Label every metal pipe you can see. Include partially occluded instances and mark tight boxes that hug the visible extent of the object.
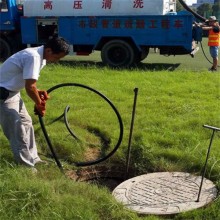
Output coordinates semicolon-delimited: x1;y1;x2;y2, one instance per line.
196;125;220;202
125;88;139;179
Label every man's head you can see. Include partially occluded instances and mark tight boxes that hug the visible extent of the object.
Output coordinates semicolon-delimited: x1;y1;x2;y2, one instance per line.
44;37;70;62
209;16;217;22
208;16;217;25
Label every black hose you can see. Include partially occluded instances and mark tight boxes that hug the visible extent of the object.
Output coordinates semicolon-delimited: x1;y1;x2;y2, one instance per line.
39;83;124;168
39;116;64;172
64;105;80;141
199;42;212;65
200;42;220;67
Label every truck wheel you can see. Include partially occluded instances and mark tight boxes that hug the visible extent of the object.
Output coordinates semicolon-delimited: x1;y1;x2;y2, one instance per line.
140;47;149;61
0;38;11;61
101;40;135;68
135;47;149;63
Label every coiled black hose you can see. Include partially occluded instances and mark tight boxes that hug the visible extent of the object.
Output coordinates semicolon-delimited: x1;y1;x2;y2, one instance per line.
39;83;123;170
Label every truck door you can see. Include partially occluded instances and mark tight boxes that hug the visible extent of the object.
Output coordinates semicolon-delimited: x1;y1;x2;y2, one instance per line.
0;0;10;30
0;0;14;60
0;0;24;60
0;0;19;31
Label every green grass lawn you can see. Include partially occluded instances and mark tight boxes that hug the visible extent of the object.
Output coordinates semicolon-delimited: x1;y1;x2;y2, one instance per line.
0;40;220;220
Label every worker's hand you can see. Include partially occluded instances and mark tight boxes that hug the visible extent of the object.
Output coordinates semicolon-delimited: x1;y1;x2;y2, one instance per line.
38;90;50;101
194;22;201;27
34;101;46;117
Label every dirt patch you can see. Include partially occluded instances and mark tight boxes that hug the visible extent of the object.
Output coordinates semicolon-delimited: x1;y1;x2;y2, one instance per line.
84;147;100;161
66;165;127;191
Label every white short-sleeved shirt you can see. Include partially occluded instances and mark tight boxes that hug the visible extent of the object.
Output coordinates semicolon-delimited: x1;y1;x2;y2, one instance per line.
0;46;46;92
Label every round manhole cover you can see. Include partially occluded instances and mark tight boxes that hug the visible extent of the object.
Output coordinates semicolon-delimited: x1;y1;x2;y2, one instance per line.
112;172;218;215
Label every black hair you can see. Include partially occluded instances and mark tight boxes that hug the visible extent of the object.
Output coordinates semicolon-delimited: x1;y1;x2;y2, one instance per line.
45;37;70;55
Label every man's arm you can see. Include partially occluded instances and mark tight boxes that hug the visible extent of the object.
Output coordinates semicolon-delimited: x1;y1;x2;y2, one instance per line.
25;79;47;116
202;26;212;31
25;79;42;105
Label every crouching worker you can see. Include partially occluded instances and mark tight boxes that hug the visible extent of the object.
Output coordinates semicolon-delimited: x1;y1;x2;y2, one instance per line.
0;37;70;168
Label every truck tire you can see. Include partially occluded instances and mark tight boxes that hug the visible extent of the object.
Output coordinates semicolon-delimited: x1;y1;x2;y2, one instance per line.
135;47;149;64
101;40;135;68
139;47;149;61
0;38;11;61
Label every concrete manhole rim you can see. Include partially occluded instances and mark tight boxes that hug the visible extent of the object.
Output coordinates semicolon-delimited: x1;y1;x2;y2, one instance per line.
112;172;218;215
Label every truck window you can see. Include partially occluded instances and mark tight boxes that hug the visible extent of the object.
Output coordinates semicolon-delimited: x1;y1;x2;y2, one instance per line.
37;19;58;43
0;0;8;12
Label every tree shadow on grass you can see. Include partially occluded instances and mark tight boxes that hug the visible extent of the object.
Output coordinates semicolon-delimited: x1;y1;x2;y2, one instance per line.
59;60;181;72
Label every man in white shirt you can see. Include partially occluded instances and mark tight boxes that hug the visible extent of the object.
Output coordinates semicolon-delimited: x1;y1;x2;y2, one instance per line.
0;37;70;168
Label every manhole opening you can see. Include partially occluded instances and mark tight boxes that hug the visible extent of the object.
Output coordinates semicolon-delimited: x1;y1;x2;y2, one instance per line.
66;164;135;191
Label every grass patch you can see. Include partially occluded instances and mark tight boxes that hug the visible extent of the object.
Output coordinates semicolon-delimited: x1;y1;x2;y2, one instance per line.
0;41;220;219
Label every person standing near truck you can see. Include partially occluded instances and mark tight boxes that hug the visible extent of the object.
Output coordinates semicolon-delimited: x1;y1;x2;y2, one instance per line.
0;36;70;169
199;16;220;71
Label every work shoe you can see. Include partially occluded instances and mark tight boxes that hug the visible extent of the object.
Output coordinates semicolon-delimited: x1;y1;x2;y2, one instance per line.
209;67;217;72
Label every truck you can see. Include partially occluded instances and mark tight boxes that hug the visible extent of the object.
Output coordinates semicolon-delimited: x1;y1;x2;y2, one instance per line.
0;0;202;67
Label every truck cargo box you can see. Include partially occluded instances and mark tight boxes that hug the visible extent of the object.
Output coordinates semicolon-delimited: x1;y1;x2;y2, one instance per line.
21;13;193;51
23;0;176;17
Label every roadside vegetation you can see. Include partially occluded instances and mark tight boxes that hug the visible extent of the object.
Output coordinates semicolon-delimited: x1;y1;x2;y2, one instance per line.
0;41;219;219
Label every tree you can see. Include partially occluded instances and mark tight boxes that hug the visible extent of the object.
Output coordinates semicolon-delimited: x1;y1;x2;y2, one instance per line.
212;0;220;20
176;1;184;11
197;3;213;17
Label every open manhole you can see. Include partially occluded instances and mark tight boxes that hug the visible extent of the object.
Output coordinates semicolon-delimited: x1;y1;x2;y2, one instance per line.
66;165;127;191
112;172;218;215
